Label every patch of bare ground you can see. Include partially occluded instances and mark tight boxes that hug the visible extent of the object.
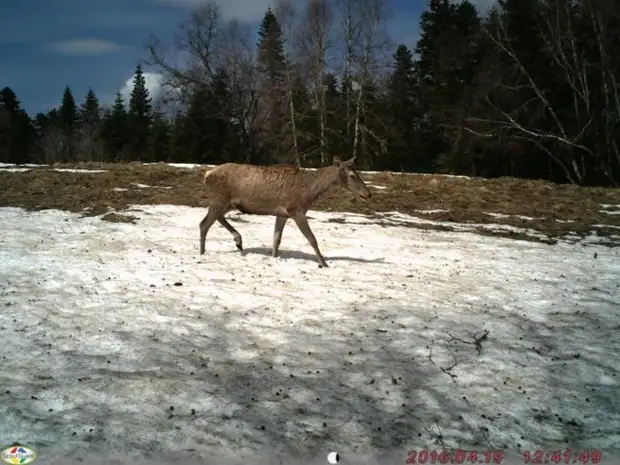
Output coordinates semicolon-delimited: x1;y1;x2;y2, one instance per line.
101;212;138;223
0;162;619;245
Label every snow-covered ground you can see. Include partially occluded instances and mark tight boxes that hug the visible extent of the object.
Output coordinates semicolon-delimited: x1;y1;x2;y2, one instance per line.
1;204;619;463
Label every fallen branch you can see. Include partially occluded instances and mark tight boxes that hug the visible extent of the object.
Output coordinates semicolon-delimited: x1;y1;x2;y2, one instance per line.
428;341;458;383
446;329;489;356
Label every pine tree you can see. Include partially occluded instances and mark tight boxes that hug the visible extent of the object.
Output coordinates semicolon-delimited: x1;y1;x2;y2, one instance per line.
101;92;127;160
80;87;100;126
323;74;346;157
77;88;103;161
387;45;424;171
168;114;187;162
0;87;35;163
179;85;223;164
416;0;454;90
127;64;153;160
58;85;78;137
256;8;288;162
257;8;286;86
415;0;484;174
147;112;171;162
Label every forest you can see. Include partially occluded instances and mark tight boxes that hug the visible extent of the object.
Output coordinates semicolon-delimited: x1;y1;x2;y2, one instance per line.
1;0;619;187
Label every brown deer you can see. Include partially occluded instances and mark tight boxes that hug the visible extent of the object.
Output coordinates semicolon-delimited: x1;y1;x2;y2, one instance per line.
199;156;371;268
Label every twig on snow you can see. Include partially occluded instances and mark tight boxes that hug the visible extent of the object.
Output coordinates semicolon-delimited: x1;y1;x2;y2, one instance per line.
427;342;458;383
446;330;489;355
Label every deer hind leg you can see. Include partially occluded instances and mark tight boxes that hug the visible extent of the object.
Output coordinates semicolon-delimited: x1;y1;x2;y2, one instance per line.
199;206;225;255
272;216;288;258
292;214;328;268
218;217;243;251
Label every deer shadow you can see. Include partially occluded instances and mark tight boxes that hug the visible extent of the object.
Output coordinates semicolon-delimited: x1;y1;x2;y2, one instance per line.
240;246;385;264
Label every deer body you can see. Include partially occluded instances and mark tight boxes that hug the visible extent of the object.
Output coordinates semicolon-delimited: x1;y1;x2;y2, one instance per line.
199;157;370;268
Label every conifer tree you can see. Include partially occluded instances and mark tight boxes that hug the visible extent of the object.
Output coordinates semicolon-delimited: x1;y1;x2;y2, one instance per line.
77;87;103;161
0;87;35;163
147;112;171;162
102;92;127;159
387;45;423;171
58;86;78;137
127;64;153;160
80;87;100;126
256;8;288;162
257;8;286;86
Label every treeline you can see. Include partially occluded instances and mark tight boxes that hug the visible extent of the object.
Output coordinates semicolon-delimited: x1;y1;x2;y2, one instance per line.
1;0;619;186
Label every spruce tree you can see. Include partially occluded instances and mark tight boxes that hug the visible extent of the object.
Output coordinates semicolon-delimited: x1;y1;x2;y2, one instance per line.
147;112;171;162
77;88;103;161
0;87;35;163
257;8;288;162
168;114;187;162
102;92;127;160
127;64;153;160
58;85;78;137
387;45;423;171
415;0;484;174
181;85;218;164
257;8;286;86
80;87;100;126
415;0;455;104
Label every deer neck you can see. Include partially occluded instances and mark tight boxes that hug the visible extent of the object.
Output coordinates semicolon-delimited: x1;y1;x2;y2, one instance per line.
305;165;340;203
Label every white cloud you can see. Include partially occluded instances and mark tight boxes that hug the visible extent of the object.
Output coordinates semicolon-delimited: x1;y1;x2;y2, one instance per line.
47;39;122;56
149;0;275;21
119;72;166;103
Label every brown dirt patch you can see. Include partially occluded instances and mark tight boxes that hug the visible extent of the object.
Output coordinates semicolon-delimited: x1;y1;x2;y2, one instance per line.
1;162;619;245
101;212;138;223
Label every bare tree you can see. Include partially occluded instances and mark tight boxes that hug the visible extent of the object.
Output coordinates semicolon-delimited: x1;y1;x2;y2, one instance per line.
466;0;619;185
217;20;261;163
145;2;260;162
146;3;221;105
336;0;361;145
336;0;391;166
38;126;65;165
75;125;105;162
275;0;303;166
297;0;334;165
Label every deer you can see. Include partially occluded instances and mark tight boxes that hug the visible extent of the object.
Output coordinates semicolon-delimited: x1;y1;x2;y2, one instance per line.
199;156;371;268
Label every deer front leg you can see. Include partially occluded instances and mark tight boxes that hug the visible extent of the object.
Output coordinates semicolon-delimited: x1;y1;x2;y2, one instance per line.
273;216;288;258
292;214;328;268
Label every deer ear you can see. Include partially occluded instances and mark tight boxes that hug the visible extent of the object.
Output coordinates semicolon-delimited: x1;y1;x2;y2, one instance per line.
333;156;342;165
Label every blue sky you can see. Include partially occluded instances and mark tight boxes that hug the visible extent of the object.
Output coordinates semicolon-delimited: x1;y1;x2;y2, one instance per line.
0;0;491;116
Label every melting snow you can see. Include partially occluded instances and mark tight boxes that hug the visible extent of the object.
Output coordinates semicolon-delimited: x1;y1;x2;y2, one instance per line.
0;167;32;172
0;163;42;168
484;212;545;221
0;205;619;463
52;168;108;173
0;164;105;173
415;209;449;214
166;163;204;169
600;204;620;215
130;183;173;190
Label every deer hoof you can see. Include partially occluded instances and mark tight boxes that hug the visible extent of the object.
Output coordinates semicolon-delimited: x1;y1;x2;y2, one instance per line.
236;243;243;251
